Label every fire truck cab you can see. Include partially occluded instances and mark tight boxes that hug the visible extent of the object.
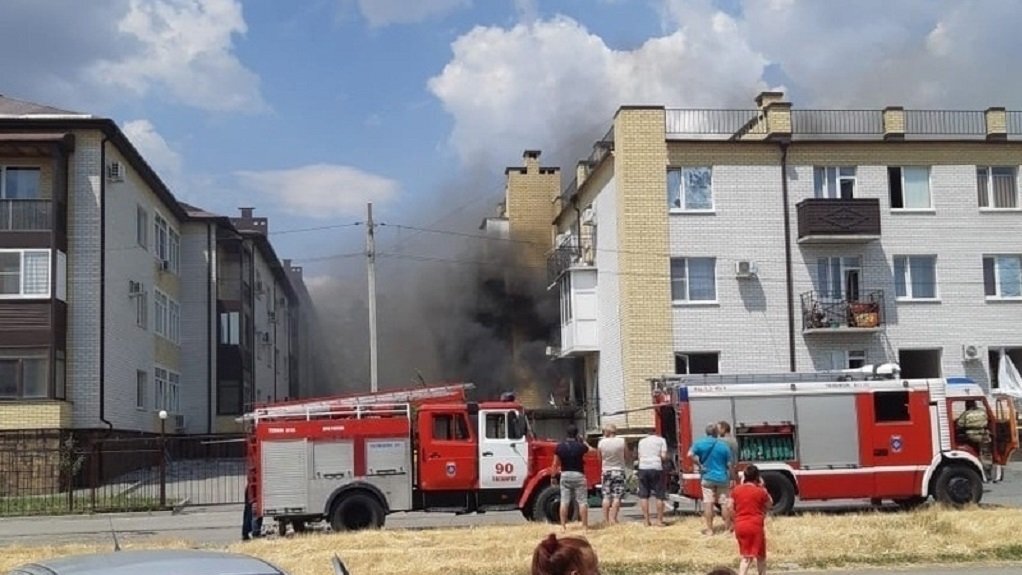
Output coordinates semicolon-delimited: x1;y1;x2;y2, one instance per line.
650;365;1019;514
245;384;601;533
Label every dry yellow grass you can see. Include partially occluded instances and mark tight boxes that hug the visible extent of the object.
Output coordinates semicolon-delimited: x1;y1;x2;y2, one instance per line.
2;507;1021;575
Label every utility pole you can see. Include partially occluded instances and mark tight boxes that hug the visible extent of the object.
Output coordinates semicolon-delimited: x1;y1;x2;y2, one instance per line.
366;202;378;393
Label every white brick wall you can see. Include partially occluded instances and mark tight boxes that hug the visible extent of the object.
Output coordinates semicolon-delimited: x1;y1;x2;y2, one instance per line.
594;174;626;425
180;221;216;433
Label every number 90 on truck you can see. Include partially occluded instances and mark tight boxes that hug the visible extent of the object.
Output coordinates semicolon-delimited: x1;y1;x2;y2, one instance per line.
243;384;602;534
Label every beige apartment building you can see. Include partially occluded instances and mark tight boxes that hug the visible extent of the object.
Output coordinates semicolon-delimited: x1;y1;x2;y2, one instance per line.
502;92;1022;433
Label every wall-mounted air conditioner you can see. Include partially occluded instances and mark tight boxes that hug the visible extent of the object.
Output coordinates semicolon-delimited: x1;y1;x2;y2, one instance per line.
581;206;596;224
735;260;758;278
962;344;982;362
128;280;143;296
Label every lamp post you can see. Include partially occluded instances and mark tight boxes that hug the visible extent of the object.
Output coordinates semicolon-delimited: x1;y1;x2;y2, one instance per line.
158;410;168;507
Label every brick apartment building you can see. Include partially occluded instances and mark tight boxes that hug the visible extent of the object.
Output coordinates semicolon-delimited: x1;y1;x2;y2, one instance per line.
0;95;322;439
510;91;1022;433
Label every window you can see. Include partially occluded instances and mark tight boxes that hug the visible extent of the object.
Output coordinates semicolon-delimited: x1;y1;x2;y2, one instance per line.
135;289;148;329
154;290;168;336
830;350;867;370
154;367;167;410
1;167;41;199
136;206;148;248
984;255;1022;299
168;372;180;413
0;350;49;398
154;214;168;262
136;370;147;409
894;255;937;300
217;379;242;415
432;413;471;441
168;229;180;273
0;249;50;298
54;350;65;400
168;300;180;343
670;257;716;302
219;311;240;345
816;256;861;300
560;274;572;323
813;166;856;199
977;166;1018;209
484;413;508;439
888;167;931;210
873;391;910;422
675;352;719;374
668;167;713;211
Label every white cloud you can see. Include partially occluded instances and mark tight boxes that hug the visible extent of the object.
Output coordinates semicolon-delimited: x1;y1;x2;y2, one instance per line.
88;0;266;113
356;0;470;27
235;164;400;219
122;119;183;187
427;13;769;166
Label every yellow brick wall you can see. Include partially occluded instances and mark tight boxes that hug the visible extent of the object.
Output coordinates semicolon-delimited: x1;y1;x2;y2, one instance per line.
0;401;71;430
786;141;1022;165
613;108;674;428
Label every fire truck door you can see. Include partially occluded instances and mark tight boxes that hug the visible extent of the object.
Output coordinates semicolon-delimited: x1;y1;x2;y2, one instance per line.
863;390;930;497
478;409;528;489
416;409;477;491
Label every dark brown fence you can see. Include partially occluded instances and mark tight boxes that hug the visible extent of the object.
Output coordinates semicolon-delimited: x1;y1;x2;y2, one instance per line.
0;430;246;517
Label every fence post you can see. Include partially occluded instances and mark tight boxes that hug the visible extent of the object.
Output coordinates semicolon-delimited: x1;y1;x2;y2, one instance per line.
90;442;98;510
159;429;167;508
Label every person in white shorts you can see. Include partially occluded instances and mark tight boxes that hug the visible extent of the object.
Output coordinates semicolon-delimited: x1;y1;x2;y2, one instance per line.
597;424;629;525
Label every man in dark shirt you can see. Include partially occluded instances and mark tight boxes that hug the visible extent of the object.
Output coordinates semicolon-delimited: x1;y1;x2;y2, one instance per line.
552;424;591;531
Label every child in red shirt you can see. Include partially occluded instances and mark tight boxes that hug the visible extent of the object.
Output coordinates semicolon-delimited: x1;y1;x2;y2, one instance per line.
727;464;773;575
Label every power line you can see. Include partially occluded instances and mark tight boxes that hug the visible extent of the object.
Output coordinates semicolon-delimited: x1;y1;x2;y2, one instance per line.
269;222;363;235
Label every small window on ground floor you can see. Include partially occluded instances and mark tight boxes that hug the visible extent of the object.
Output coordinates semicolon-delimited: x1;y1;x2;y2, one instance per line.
675;352;719;375
898;348;942;379
0;350;49;398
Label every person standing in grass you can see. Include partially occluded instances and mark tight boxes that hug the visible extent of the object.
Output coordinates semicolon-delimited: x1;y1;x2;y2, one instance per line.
717;420;740;531
689;423;733;535
636;430;669;527
597;423;629;526
727;464;772;575
551;424;591;531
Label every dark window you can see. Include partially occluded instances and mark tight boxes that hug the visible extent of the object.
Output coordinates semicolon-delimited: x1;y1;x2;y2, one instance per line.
0;352;49;398
485;413;507;439
888;167;903;209
217;379;242;415
675;352;719;374
432;413;470;441
874;391;910;422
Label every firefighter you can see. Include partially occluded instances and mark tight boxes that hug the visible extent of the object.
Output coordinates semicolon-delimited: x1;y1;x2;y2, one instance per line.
955;400;991;454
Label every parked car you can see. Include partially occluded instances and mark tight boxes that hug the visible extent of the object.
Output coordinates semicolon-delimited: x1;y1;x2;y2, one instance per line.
5;549;290;575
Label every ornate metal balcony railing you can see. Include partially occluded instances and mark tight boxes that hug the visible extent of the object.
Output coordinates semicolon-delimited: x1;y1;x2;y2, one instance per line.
801;290;885;332
796;198;881;242
546;235;594;286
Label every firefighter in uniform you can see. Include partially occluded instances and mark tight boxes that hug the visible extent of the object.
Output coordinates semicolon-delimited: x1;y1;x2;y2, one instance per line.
955;400;991;457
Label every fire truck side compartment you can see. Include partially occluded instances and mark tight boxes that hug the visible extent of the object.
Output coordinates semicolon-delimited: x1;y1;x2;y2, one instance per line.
365;439;413;511
795;395;859;467
307;440;356;515
262;440;310;514
734;396;794;426
688;398;732;433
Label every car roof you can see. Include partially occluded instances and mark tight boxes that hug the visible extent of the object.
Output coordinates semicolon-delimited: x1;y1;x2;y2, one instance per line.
6;549;286;575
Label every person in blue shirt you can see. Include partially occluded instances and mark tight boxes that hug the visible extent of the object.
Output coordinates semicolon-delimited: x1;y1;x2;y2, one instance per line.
688;423;733;535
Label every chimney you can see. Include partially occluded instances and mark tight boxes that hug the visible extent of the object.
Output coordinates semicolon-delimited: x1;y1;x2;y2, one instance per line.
234;207;269;235
239;207;254;219
986;107;1008;141
755;91;785;110
754;91;791;139
524;149;541;173
883;106;905;141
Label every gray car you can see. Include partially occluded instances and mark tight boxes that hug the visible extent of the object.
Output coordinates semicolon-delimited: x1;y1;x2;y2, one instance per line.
5;549;290;575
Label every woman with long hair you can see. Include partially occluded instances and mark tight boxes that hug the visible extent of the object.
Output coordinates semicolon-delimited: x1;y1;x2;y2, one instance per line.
531;533;600;575
727;464;773;575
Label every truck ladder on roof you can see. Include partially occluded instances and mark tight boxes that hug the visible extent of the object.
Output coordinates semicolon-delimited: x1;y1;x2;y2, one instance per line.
652;363;902;389
242;382;475;422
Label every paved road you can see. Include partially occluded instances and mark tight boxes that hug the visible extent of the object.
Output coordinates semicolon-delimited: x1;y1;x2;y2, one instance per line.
0;467;1019;549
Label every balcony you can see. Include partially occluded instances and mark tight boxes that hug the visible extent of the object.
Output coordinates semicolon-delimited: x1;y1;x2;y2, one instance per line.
801;290;885;334
796;198;881;244
0;200;52;231
546;235;595;286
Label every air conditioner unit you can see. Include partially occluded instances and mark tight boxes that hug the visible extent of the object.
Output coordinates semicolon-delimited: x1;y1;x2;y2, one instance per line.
962;344;982;362
172;414;186;432
581;206;596;224
128;280;143;296
106;161;124;182
735;260;758;278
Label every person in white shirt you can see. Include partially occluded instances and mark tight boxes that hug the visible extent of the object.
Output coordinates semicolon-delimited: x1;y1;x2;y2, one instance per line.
636;431;669;527
596;424;629;526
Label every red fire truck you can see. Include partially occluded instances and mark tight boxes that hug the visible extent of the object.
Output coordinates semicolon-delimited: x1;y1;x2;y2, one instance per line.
650;364;1019;514
244;384;601;533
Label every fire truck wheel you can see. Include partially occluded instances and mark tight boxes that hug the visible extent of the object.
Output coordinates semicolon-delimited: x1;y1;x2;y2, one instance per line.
330;492;386;531
934;465;983;507
532;484;577;523
761;472;796;516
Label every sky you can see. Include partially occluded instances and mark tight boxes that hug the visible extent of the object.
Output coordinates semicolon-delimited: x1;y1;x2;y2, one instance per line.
3;0;1022;386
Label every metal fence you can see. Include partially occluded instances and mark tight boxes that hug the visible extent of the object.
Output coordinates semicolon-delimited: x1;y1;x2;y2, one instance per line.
904;110;986;135
0;199;52;231
0;430;246;517
665;109;764;136
791;110;884;135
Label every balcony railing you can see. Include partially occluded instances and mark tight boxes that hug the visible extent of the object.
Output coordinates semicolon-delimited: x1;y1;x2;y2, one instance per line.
904;110;986;136
0;200;51;231
547;235;594;286
665;109;765;137
801;290;885;333
791;110;884;134
796;198;881;243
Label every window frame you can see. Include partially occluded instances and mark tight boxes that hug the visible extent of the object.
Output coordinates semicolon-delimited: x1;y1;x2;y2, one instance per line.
136;370;148;410
667;166;715;213
893;255;939;301
888;166;933;211
136;205;149;249
674;352;720;375
976;166;1020;210
135;288;148;329
813;166;857;199
0;351;50;399
983;254;1022;300
670;257;717;304
873;391;911;423
0;249;51;299
0;166;42;200
431;412;472;442
168;228;180;274
815;255;861;301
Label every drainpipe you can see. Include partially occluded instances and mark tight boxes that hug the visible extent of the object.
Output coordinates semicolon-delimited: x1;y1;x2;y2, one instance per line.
99;136;114;430
206;223;213;434
779;142;796;372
